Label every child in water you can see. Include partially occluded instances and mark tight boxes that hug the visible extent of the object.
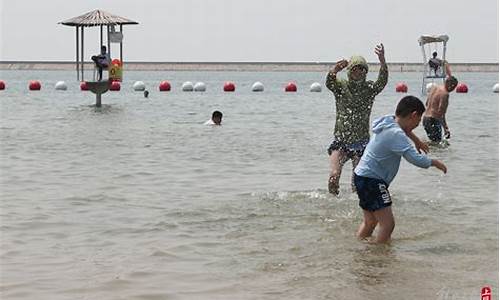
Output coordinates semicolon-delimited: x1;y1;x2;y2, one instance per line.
353;96;447;244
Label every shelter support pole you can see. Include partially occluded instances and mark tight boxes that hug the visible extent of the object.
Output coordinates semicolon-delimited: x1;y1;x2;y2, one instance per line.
107;25;111;59
76;26;79;81
100;25;103;47
81;26;84;81
120;25;123;64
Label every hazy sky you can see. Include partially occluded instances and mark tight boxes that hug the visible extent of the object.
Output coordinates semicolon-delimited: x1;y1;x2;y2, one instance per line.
0;0;498;63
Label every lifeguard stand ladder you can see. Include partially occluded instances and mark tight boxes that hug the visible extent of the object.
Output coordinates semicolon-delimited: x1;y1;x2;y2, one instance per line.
418;35;449;94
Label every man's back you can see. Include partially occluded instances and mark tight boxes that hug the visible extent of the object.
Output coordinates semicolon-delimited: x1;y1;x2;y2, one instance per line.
425;86;449;119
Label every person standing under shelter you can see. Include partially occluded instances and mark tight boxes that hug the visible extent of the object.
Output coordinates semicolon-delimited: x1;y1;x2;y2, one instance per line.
91;46;111;81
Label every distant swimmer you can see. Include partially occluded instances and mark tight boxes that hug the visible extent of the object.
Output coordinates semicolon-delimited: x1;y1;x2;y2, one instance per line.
204;110;223;125
325;44;388;195
354;96;447;244
423;76;458;143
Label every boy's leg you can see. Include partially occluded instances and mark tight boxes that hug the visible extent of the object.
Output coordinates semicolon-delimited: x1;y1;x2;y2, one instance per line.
328;150;349;194
372;206;395;244
357;209;378;239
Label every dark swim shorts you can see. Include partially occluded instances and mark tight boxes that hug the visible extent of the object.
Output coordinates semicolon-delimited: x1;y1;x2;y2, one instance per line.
327;139;368;159
423;116;443;142
353;174;392;212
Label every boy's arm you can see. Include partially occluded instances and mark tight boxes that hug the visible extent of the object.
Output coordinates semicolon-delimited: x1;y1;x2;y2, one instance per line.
390;132;432;168
406;131;429;154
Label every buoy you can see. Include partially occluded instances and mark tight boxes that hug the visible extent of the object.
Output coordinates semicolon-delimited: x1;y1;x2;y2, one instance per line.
80;81;89;91
29;80;41;91
426;82;436;93
310;82;322;92
133;81;146;91
0;80;5;90
194;82;206;92
223;82;235;92
251;82;264;92
159;81;171;91
395;82;408;93
456;83;468;93
285;82;297;92
110;81;121;91
182;81;194;92
55;81;67;91
492;83;499;93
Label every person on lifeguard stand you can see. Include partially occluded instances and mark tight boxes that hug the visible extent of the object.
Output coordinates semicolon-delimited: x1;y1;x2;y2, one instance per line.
428;51;452;77
91;46;111;81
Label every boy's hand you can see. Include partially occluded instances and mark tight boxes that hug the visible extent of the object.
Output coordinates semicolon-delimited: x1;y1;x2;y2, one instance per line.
331;59;348;74
432;159;447;174
374;43;385;64
415;140;429;154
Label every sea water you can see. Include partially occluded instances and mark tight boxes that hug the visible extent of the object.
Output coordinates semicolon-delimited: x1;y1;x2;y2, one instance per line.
0;70;498;299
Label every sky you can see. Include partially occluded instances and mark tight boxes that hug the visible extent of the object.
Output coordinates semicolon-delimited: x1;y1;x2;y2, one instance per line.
0;0;498;63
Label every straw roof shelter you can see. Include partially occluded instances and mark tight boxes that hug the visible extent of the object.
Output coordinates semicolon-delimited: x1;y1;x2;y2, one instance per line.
59;9;139;81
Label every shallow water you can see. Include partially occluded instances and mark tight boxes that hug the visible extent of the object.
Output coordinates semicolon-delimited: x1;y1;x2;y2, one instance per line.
0;70;498;299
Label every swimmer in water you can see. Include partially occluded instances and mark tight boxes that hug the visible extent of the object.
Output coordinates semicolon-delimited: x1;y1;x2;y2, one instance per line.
204;110;223;125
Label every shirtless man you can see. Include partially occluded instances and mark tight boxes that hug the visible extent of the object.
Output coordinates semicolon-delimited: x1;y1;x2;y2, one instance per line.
423;76;458;142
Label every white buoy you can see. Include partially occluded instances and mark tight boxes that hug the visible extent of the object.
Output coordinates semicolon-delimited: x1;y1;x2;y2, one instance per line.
251;81;264;92
54;81;67;91
194;82;206;92
426;82;437;93
182;81;194;92
133;81;146;91
493;83;499;93
310;82;322;92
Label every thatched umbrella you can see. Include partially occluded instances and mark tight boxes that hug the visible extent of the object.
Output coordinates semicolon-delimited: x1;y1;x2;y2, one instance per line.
59;9;139;81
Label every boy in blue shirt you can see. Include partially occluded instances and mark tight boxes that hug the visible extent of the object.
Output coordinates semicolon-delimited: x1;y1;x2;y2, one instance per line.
354;96;447;244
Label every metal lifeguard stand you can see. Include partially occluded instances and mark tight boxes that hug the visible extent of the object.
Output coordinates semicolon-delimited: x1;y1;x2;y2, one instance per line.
59;10;138;106
418;35;449;94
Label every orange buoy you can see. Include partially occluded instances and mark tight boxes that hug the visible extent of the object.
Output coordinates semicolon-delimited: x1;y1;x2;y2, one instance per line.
285;82;297;92
159;81;171;91
0;80;5;90
110;81;121;91
456;83;468;93
29;80;41;90
223;82;235;92
395;82;408;93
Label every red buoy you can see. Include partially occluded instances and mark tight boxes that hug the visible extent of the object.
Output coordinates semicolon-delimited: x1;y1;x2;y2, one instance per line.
285;82;297;92
456;83;468;93
110;81;121;91
159;81;171;91
0;80;5;90
223;82;235;92
29;80;41;90
395;82;408;93
80;81;89;91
